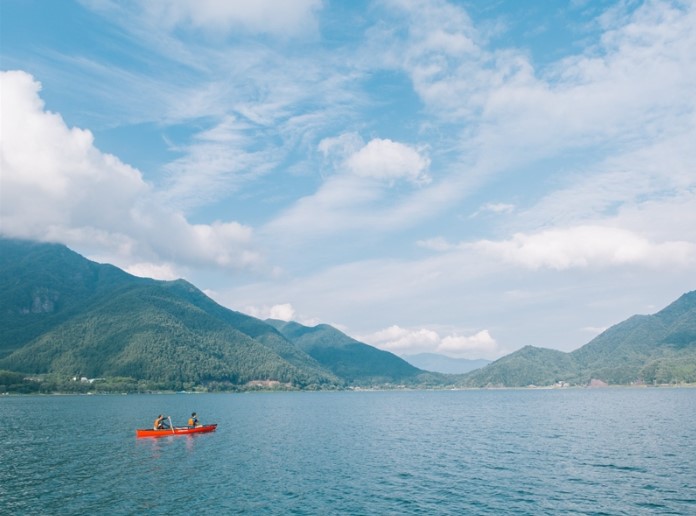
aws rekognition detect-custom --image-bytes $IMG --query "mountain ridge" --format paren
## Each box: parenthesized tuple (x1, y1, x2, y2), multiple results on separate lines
(462, 291, 696, 387)
(1, 237, 695, 391)
(1, 238, 424, 390)
(266, 319, 448, 386)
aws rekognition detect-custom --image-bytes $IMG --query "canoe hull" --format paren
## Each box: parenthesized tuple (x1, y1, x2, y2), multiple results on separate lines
(136, 424, 217, 438)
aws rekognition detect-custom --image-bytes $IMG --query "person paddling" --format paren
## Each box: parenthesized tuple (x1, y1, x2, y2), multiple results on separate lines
(154, 414, 169, 430)
(188, 412, 200, 428)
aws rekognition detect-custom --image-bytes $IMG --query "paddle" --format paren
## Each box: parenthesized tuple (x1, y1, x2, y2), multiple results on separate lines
(168, 416, 174, 434)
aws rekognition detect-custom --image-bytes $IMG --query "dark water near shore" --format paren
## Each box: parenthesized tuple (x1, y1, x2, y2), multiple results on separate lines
(1, 389, 695, 515)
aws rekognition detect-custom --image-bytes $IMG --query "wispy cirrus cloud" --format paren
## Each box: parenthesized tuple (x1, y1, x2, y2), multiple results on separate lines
(264, 135, 432, 239)
(469, 202, 515, 218)
(65, 1, 359, 216)
(136, 0, 323, 37)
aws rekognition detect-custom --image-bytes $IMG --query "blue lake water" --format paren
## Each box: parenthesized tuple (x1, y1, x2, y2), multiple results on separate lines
(1, 389, 695, 515)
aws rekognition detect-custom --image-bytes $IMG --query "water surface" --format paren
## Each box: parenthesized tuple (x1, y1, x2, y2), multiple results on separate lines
(1, 389, 694, 514)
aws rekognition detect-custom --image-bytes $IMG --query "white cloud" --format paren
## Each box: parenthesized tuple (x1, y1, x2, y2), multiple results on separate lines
(582, 326, 607, 336)
(264, 136, 432, 239)
(0, 70, 261, 274)
(242, 303, 314, 324)
(478, 1, 696, 159)
(377, 0, 696, 174)
(269, 303, 295, 321)
(438, 330, 498, 356)
(0, 70, 146, 234)
(469, 225, 696, 270)
(123, 262, 181, 281)
(378, 0, 483, 119)
(318, 134, 431, 185)
(360, 325, 501, 359)
(318, 132, 362, 158)
(139, 0, 323, 37)
(345, 138, 431, 185)
(263, 175, 382, 238)
(363, 325, 440, 353)
(318, 132, 366, 175)
(336, 1, 695, 256)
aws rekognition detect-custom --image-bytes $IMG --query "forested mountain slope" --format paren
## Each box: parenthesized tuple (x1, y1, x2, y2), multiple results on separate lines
(462, 291, 696, 387)
(267, 319, 445, 386)
(0, 238, 443, 391)
(0, 238, 338, 389)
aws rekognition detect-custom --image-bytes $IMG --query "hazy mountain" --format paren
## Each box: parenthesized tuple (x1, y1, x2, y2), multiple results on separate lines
(266, 319, 446, 386)
(401, 353, 491, 374)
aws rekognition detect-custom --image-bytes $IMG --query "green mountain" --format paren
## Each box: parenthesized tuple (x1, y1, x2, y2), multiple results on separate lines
(462, 291, 696, 387)
(4, 237, 694, 392)
(266, 319, 447, 386)
(0, 238, 137, 356)
(0, 238, 344, 390)
(0, 238, 447, 392)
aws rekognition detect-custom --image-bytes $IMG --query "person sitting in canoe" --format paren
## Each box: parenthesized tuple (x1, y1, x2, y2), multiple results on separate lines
(154, 414, 169, 430)
(188, 412, 200, 428)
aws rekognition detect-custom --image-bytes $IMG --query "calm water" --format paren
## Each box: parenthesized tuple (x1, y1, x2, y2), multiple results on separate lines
(1, 389, 695, 515)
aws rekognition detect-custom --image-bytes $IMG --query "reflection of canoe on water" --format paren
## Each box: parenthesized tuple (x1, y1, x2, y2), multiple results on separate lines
(136, 424, 217, 438)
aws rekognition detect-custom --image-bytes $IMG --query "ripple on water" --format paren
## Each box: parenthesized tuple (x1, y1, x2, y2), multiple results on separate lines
(1, 389, 695, 514)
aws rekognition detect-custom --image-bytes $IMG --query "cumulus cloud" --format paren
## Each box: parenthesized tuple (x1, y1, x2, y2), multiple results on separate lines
(438, 330, 498, 356)
(318, 134, 431, 185)
(243, 303, 307, 323)
(365, 325, 440, 352)
(345, 138, 431, 185)
(0, 70, 261, 275)
(269, 303, 296, 321)
(360, 325, 501, 359)
(469, 225, 696, 270)
(123, 262, 180, 281)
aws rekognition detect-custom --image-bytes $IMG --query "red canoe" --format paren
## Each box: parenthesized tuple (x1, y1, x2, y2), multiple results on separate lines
(136, 424, 217, 438)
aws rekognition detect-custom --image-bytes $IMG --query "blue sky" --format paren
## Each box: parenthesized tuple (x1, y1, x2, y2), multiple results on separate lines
(2, 0, 695, 359)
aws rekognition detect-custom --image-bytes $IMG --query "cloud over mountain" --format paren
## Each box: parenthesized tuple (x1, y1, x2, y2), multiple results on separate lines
(0, 71, 261, 277)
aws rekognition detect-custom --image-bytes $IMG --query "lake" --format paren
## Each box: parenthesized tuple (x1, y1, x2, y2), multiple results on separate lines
(1, 389, 695, 515)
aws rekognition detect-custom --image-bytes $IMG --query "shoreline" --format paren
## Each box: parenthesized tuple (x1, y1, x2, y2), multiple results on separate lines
(4, 382, 696, 396)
